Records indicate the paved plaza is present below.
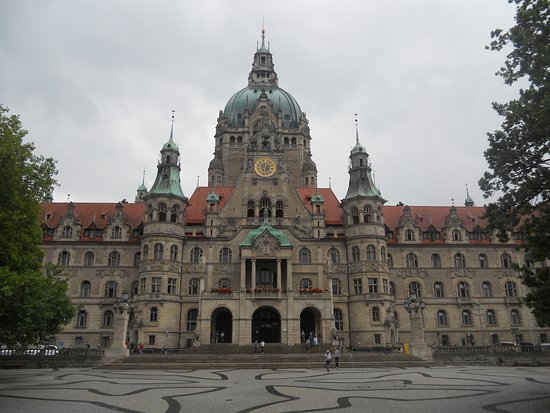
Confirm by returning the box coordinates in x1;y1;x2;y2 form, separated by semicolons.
0;366;549;413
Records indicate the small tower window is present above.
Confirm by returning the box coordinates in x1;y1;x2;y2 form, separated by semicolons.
158;204;167;221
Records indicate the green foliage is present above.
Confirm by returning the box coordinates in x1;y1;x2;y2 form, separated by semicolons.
0;104;57;272
480;1;550;325
0;105;74;346
0;266;76;348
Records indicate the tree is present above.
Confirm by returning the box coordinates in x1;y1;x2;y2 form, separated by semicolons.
0;105;75;347
479;1;550;326
0;266;75;348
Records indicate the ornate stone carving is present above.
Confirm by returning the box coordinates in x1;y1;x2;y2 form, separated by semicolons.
449;268;475;278
95;268;128;278
396;268;430;279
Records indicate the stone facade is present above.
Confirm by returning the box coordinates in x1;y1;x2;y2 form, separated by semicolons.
40;31;549;350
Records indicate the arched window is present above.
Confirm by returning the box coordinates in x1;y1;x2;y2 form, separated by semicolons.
190;247;202;263
171;205;179;223
259;197;271;218
247;200;255;218
103;311;113;327
454;252;466;268
300;278;313;289
437;310;448;326
77;310;87;327
486;309;497;325
505;281;517;297
187;309;198;331
188;278;200;295
219;247;232;263
405;229;415;241
351;206;359;224
408;281;421;298
58;250;70;266
389;281;396;296
133;252;141;267
168;245;178;261
80;281;91;297
84;251;95;267
452;229;462;241
299;248;311;264
363;206;372;223
478;254;489;268
332;279;341;295
434;281;444;298
328;248;340;264
510;309;521;325
154;243;164;260
108;251;120;267
431;253;441;268
351;246;360;262
218;278;231;288
380;247;386;263
275;200;284;218
150;307;158;322
334;308;344;330
500;253;512;268
366;245;376;261
406;252;418;268
372;306;380;322
457;281;470;297
62;226;73;238
143;244;149;260
462;309;473;325
111;226;122;239
104;280;117;298
387;254;393;269
481;281;492;297
158;203;167;221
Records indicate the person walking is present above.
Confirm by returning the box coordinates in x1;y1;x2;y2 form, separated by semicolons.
334;348;340;368
253;340;258;354
324;349;332;372
260;340;265;354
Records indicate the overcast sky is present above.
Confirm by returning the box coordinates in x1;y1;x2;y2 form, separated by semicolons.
1;0;518;207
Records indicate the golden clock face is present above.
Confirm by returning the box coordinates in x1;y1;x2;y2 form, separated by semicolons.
254;157;277;177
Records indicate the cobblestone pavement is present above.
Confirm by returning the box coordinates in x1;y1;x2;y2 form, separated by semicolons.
0;366;549;413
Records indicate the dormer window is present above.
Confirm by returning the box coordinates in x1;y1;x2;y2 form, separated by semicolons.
260;56;266;64
452;229;462;241
62;226;73;238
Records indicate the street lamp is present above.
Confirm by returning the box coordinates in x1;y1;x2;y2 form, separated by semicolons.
403;293;426;313
472;302;485;346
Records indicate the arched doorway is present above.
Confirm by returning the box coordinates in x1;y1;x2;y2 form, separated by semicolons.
252;307;281;343
300;307;321;341
212;308;233;343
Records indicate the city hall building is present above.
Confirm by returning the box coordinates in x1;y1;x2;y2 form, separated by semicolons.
40;31;548;350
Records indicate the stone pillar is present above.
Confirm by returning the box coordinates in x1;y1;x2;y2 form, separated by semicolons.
276;259;282;295
105;299;130;359
404;297;432;360
240;259;246;289
251;259;256;290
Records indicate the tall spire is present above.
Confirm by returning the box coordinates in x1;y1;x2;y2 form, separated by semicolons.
465;184;474;207
355;113;359;145
169;110;175;142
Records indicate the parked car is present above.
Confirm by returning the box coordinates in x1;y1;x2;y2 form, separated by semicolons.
24;345;59;356
0;345;15;356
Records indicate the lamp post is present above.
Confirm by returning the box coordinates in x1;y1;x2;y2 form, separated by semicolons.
106;289;131;359
403;293;432;360
472;302;485;346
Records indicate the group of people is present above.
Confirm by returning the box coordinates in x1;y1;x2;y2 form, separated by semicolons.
213;330;225;343
302;330;321;351
253;340;266;354
324;348;340;372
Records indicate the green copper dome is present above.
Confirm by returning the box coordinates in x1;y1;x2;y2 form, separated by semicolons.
240;218;293;248
224;86;302;128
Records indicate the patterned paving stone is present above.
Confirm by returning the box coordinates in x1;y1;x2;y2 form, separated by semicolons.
0;366;549;412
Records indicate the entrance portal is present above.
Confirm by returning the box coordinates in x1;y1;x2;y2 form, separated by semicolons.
252;307;281;343
300;308;320;340
212;308;233;343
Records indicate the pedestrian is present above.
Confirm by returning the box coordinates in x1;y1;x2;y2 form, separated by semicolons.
301;330;305;343
324;349;332;372
313;336;318;347
334;348;340;368
261;340;265;354
305;339;311;352
138;342;143;354
221;331;225;342
253;340;258;354
215;330;220;343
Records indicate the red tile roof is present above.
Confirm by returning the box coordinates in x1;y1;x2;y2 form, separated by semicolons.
40;202;145;230
185;187;235;224
295;188;345;225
